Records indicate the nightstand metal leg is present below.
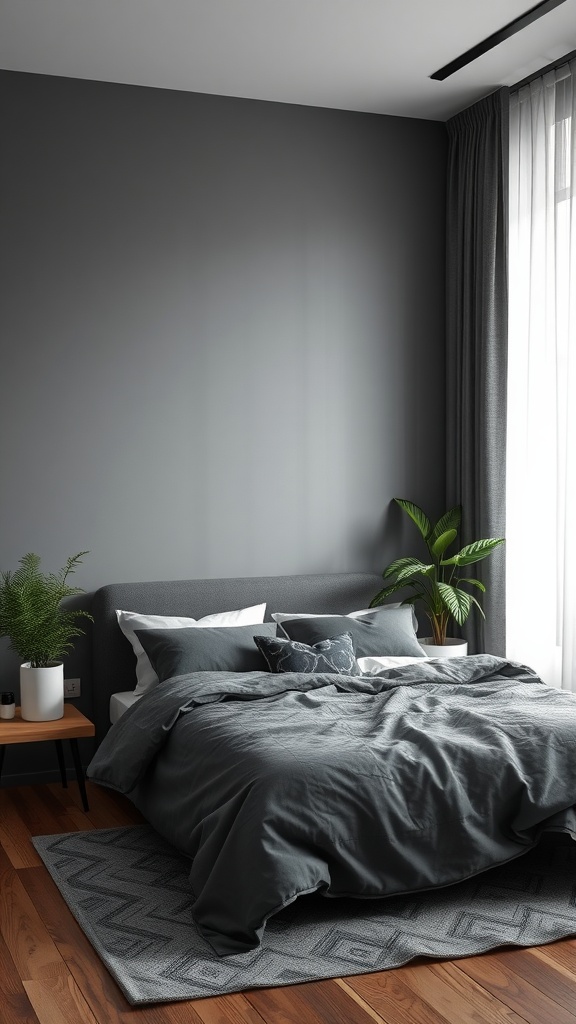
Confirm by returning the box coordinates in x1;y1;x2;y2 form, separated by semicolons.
69;738;89;811
0;745;5;783
54;740;68;788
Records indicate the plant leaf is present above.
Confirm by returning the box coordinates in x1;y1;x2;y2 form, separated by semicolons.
429;505;462;546
394;562;435;584
441;538;505;566
369;579;426;606
469;593;486;619
394;499;431;541
437;583;472;625
383;557;434;580
431;529;457;558
0;552;93;666
455;577;486;592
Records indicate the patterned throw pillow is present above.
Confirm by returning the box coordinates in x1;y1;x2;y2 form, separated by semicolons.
253;632;359;675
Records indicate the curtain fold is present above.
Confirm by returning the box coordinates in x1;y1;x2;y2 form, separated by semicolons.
506;59;576;689
446;88;509;656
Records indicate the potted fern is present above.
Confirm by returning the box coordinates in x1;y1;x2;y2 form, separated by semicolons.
0;552;93;721
370;500;504;656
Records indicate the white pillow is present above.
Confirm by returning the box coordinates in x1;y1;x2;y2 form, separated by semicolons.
357;655;429;675
272;604;419;636
116;603;266;695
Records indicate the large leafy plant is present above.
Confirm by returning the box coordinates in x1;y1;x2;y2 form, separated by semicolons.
0;552;93;667
370;500;504;645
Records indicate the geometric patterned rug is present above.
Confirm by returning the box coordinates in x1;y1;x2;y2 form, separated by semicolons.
32;825;576;1006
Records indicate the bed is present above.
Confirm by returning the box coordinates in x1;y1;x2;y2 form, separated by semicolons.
88;571;576;957
90;572;383;738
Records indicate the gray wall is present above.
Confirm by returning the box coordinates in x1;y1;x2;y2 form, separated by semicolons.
0;71;446;781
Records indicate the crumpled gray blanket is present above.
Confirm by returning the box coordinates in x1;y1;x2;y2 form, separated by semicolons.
88;655;576;955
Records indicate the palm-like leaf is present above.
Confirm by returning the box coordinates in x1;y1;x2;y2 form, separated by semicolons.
441;538;505;566
437;583;472;625
369;579;426;607
468;593;486;619
395;499;431;541
394;564;434;585
428;505;462;545
383;557;434;580
455;577;486;592
430;529;457;558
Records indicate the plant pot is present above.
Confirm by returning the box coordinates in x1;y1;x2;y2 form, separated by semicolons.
20;662;64;721
418;638;468;658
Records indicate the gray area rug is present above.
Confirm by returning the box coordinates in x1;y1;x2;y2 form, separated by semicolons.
32;825;576;1005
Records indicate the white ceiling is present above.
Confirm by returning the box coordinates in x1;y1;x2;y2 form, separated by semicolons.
1;0;576;121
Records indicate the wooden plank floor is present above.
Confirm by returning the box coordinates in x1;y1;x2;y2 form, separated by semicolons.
2;783;576;1024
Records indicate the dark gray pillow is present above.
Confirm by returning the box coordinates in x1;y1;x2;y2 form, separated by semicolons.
254;632;359;675
279;607;425;658
135;622;276;681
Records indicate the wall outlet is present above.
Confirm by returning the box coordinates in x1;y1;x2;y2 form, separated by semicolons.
64;677;81;698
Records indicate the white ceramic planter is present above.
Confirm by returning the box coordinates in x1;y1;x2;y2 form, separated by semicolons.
418;638;468;658
20;662;64;721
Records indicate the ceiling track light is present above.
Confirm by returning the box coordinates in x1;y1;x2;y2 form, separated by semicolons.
430;0;570;81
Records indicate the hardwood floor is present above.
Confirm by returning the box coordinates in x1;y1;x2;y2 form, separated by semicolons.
1;783;576;1024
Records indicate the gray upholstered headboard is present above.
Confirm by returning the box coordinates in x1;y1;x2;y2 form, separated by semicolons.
91;571;381;742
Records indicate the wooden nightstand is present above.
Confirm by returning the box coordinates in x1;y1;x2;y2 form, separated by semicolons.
0;704;95;811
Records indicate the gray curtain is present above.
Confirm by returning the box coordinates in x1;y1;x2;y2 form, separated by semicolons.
446;88;509;656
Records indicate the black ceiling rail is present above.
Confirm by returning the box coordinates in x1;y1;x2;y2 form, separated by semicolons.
430;0;570;81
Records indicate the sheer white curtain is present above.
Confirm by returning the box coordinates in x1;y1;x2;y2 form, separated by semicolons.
507;60;576;689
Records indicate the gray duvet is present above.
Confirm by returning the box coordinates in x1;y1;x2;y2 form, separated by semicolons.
87;655;576;956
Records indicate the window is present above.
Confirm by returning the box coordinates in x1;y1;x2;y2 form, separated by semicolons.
506;63;576;689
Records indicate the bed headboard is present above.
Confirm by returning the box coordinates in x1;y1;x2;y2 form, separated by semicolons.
91;571;382;742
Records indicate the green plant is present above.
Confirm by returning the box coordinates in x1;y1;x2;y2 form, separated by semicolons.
370;500;504;646
0;552;93;667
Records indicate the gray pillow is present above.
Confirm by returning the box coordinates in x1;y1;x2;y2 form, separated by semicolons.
135;622;276;681
279;607;425;658
254;632;359;675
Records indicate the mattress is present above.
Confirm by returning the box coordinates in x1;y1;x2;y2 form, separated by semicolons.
109;690;142;725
